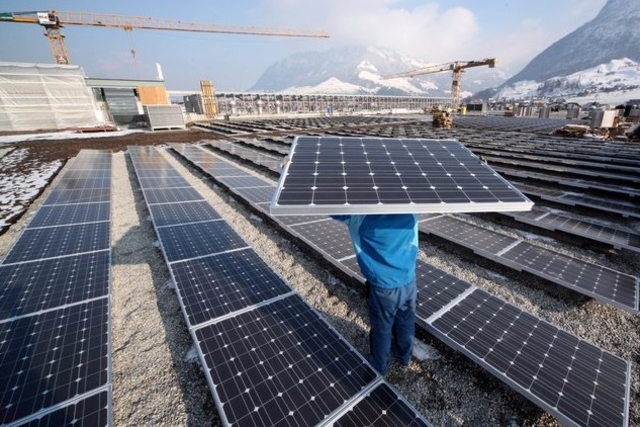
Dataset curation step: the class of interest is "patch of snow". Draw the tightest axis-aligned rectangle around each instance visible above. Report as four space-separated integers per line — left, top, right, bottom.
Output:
284 77 369 95
249 213 263 223
0 129 145 145
413 339 441 362
0 148 62 234
184 345 200 364
520 232 557 245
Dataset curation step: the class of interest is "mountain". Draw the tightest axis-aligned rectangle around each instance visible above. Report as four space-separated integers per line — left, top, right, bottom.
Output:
473 0 640 102
493 58 640 104
505 0 640 85
249 46 509 96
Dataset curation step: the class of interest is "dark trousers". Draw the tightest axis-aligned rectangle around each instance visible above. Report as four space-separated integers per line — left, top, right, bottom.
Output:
366 280 417 375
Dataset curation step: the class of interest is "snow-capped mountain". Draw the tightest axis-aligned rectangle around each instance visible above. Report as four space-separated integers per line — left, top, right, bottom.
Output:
505 0 640 85
249 46 509 96
494 58 640 104
476 0 640 103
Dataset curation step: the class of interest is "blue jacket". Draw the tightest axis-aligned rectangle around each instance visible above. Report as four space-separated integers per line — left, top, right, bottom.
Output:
332 214 419 288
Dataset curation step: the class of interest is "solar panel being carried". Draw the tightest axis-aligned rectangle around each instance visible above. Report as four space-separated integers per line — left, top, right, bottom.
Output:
270 136 533 216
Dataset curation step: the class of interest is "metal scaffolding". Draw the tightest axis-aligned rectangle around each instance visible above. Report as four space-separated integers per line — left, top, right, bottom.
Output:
214 92 453 116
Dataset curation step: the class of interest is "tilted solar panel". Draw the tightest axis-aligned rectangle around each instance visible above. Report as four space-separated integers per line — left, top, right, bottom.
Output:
170 248 293 327
270 136 533 216
0 299 110 425
0 251 110 319
194 294 378 427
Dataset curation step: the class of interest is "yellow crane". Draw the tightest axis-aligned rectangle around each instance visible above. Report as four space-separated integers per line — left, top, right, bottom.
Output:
381 58 498 111
0 10 329 65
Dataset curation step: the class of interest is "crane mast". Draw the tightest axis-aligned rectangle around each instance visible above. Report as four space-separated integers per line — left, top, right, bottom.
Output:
0 10 329 65
382 58 498 110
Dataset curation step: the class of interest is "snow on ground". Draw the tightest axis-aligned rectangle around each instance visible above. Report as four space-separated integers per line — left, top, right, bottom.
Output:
0 148 62 234
0 129 144 145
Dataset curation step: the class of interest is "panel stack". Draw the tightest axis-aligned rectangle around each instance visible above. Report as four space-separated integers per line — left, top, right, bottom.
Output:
173 143 632 427
128 146 432 427
0 150 113 426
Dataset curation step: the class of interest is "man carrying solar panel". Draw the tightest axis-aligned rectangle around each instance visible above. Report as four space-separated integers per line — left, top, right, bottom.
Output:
331 213 419 375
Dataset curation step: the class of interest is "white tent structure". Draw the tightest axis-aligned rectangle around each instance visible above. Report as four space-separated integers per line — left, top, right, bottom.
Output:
0 62 104 132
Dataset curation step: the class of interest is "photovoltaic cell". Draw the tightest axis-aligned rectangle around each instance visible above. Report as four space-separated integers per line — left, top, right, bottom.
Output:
233 186 276 205
420 215 518 255
132 168 182 179
415 261 473 320
2 222 110 264
0 299 110 425
332 383 432 427
0 251 110 319
137 176 190 189
42 188 111 206
12 390 110 427
271 136 533 215
28 203 110 228
216 175 272 189
148 200 221 227
157 220 248 263
142 187 203 205
429 289 630 427
171 248 293 327
55 177 111 191
500 242 638 312
289 219 355 260
194 294 378 427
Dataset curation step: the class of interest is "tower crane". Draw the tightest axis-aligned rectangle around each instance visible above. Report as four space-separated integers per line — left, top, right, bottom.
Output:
381 58 498 111
0 10 329 65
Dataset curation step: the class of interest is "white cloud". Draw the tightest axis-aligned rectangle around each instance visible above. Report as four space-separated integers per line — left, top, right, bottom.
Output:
260 0 480 61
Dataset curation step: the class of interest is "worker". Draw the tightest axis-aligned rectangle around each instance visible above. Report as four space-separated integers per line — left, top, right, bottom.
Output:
331 214 419 375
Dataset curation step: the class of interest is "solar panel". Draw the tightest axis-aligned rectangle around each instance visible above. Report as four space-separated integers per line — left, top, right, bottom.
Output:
428 289 630 427
157 220 248 263
141 187 203 205
28 203 110 228
0 251 110 319
2 222 110 264
415 261 474 320
331 383 432 427
216 175 271 189
148 200 221 227
0 299 110 425
420 214 518 256
233 186 276 205
55 177 111 191
42 188 111 206
270 136 533 216
505 209 640 253
11 390 110 427
420 215 639 313
499 241 639 312
289 219 355 260
170 248 293 327
193 294 378 427
137 176 190 189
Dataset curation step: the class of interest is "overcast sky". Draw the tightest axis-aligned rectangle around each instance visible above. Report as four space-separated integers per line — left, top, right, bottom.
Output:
0 0 607 91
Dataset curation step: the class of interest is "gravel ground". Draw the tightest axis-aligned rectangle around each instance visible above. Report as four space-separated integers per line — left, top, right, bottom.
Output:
0 127 638 427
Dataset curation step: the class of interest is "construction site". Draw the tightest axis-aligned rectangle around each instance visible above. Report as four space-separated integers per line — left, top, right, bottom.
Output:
0 9 639 427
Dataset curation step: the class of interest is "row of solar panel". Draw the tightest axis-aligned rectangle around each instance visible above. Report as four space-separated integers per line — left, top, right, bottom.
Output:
513 181 640 220
505 208 640 253
419 214 639 313
206 140 640 257
173 143 631 427
128 146 432 427
491 166 640 201
0 150 112 426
